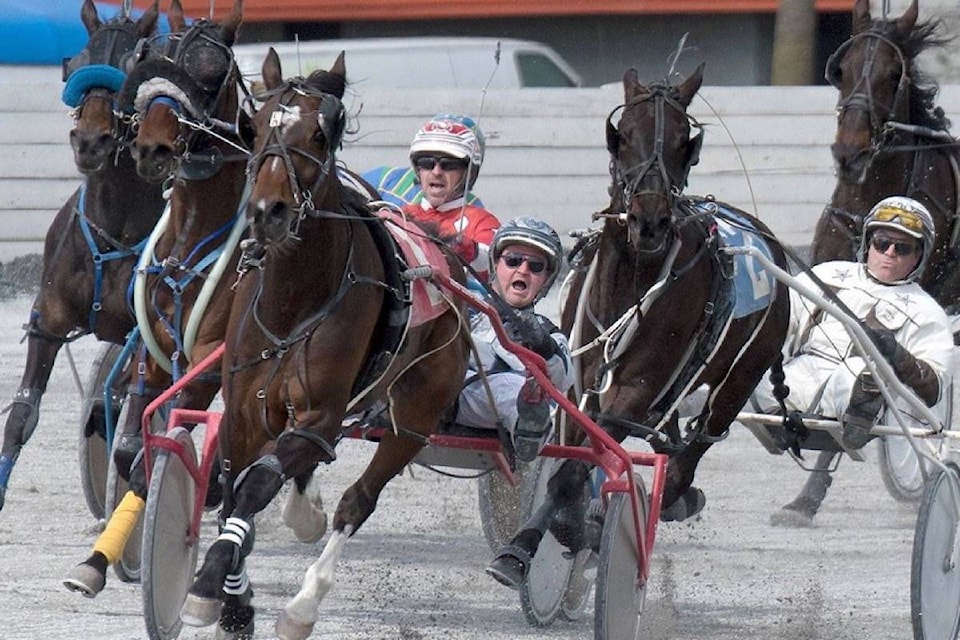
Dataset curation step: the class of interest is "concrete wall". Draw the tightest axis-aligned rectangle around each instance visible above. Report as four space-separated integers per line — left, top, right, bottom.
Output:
3 64 959 261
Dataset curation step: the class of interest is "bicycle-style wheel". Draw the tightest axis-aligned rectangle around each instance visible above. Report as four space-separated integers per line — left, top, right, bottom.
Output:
478 460 532 553
911 461 960 640
595 474 648 640
142 427 199 640
77 342 128 521
879 435 932 503
519 457 576 627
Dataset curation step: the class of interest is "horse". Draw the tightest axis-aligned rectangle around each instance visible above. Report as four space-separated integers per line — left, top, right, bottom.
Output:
63 0 252 600
486 64 791 587
0 0 163 512
178 48 470 640
777 0 960 527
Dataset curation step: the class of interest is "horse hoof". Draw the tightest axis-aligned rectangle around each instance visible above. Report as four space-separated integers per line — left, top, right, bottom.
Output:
770 505 816 529
290 509 328 544
216 617 254 640
62 564 106 598
180 593 222 627
275 610 315 640
485 544 532 590
660 487 706 522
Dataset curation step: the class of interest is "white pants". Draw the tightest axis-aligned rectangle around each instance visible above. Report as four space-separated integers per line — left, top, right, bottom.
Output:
751 355 865 418
455 371 523 436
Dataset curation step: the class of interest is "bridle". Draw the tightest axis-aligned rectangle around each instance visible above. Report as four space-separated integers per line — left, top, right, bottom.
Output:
826 30 911 157
605 85 703 217
247 80 346 240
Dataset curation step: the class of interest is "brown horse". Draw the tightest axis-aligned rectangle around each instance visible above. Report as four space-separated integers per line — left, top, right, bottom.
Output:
486 65 791 588
0 0 163 512
178 49 469 639
779 0 960 526
63 0 250 601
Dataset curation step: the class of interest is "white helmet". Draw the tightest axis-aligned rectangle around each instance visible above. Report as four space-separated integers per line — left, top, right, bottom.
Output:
859 195 935 284
409 114 485 187
490 217 563 302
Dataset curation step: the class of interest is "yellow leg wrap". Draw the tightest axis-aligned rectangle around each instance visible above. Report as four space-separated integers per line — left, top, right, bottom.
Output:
92 491 145 565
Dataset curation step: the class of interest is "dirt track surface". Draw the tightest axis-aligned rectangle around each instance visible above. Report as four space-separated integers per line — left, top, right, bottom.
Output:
0 292 925 639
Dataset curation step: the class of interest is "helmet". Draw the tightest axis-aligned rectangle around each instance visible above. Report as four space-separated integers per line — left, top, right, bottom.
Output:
859 196 935 284
490 217 564 301
409 114 485 187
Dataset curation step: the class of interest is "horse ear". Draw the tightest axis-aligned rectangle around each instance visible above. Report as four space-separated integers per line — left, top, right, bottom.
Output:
220 0 244 47
622 68 645 100
137 1 160 38
606 118 620 156
330 51 346 80
80 0 101 35
262 48 283 90
852 0 872 34
168 0 186 33
675 63 705 108
896 0 919 37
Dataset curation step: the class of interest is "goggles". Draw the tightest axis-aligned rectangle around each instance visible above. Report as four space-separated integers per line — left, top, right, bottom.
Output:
870 235 919 257
414 156 467 172
871 206 925 233
501 252 547 274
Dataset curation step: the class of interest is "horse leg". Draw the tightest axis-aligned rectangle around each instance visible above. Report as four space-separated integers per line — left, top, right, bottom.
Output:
0 333 63 511
486 459 591 589
282 466 327 543
770 450 838 528
276 422 431 639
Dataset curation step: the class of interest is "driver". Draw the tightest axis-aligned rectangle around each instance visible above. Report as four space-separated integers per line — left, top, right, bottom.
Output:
751 195 954 450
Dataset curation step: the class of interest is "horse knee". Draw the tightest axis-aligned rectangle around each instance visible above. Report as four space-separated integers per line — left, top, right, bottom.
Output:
232 454 285 518
547 459 590 505
3 387 42 452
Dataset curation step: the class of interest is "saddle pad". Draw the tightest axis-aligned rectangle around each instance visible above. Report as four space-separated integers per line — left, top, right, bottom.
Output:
714 212 777 319
376 208 451 327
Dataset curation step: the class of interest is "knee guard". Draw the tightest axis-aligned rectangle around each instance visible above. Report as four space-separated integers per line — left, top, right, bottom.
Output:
3 387 43 452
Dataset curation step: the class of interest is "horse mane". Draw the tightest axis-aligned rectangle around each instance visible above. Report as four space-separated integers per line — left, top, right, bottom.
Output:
872 16 953 131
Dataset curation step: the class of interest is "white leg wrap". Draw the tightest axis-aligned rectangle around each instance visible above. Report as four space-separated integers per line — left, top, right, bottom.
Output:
282 526 354 629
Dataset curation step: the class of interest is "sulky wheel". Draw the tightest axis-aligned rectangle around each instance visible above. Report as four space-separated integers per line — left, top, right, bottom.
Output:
519 456 577 627
104 399 142 583
879 435 932 503
142 426 200 640
911 461 960 640
77 342 129 521
478 459 533 553
595 473 648 640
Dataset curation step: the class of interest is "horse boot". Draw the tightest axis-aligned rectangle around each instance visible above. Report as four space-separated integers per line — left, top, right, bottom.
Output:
216 565 254 640
770 452 836 528
486 495 557 590
0 387 42 511
841 372 884 450
547 460 591 556
659 486 706 522
513 378 552 463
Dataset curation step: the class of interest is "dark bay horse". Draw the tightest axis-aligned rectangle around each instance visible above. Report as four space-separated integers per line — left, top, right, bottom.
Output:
487 65 791 587
63 0 252 600
0 0 163 511
179 49 469 639
779 0 960 526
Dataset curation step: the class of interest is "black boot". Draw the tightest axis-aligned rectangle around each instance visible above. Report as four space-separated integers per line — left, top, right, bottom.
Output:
841 372 884 450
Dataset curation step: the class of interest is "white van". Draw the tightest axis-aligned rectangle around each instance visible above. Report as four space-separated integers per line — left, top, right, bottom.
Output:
232 37 583 90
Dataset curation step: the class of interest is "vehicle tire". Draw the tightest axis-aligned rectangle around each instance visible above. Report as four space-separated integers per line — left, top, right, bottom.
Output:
77 342 128 521
911 461 960 640
519 457 577 627
594 473 648 640
142 427 199 640
478 460 532 553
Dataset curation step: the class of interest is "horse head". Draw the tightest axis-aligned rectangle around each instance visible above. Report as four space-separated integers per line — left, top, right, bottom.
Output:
119 0 243 183
605 64 703 253
246 48 347 247
63 0 159 174
826 0 918 183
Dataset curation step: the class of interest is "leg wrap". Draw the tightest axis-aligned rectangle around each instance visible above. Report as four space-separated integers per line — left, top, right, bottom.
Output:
231 454 285 517
2 387 43 454
217 517 253 572
93 491 145 565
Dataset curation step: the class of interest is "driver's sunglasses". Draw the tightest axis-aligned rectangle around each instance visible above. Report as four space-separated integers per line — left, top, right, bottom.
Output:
870 235 919 257
501 253 547 274
871 206 925 233
414 155 468 172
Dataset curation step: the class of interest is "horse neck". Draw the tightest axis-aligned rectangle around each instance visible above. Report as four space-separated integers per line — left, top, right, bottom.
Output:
594 221 675 321
82 149 165 243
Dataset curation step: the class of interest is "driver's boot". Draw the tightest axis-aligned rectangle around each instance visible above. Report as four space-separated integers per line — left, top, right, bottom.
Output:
513 378 552 463
841 372 884 450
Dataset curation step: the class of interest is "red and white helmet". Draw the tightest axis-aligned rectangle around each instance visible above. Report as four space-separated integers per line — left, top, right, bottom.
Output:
409 114 485 186
859 195 935 284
